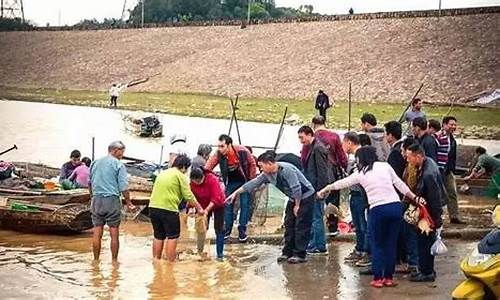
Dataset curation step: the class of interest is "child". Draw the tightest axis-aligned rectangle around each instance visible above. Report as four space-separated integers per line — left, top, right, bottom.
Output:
69 157 91 188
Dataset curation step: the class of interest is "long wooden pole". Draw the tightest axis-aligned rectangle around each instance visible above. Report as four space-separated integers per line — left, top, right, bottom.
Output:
274 106 288 152
91 137 95 161
348 82 352 131
398 83 424 124
229 97 242 145
228 94 239 135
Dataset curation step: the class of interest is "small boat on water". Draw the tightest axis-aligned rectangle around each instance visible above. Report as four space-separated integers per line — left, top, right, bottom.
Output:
123 114 163 137
0 198 92 234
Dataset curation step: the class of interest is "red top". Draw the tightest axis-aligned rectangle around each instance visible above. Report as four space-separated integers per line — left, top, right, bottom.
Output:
314 129 348 169
190 170 225 209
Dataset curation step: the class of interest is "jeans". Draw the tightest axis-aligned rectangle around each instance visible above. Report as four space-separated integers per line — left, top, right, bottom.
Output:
368 202 403 280
224 181 250 235
308 199 326 251
350 193 368 253
417 231 437 276
283 196 314 259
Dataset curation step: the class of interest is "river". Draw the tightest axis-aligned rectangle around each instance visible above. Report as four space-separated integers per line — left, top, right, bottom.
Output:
0 223 475 299
0 100 491 299
1 100 498 168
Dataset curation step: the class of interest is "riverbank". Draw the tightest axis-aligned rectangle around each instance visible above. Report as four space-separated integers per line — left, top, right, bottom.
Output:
1 86 499 139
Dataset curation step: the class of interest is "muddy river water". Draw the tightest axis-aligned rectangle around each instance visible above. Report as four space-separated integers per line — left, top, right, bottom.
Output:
0 222 475 300
0 100 492 299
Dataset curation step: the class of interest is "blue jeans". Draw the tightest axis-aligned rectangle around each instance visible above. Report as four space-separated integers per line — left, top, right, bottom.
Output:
350 193 368 253
368 202 403 280
308 199 326 251
224 181 250 235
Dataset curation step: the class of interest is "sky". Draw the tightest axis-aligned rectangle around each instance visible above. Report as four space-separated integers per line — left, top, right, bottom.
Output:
16 0 500 26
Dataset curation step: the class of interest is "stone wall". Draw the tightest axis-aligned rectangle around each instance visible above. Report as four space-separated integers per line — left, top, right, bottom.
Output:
0 9 498 102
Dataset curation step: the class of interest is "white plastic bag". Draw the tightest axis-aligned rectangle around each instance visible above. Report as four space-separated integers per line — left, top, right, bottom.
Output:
431 227 448 256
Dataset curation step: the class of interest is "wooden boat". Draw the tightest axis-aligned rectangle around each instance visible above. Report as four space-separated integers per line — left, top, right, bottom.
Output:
11 161 152 193
12 161 59 178
0 198 92 234
0 188 90 205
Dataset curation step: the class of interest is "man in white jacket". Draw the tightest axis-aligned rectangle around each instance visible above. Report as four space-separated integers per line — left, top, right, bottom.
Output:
109 83 127 107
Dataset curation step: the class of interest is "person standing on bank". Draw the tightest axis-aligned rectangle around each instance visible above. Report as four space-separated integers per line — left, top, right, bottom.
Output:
315 90 332 121
205 134 257 242
311 115 348 235
318 146 423 288
149 155 204 262
89 141 135 262
109 83 126 107
226 151 315 264
412 117 438 163
341 132 371 267
442 116 465 224
404 98 426 133
405 144 444 282
298 125 333 255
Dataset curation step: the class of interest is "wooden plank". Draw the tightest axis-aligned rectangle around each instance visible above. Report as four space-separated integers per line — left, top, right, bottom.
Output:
0 188 43 195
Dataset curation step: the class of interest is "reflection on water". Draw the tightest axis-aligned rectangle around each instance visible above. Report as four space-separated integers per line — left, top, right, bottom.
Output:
0 221 474 299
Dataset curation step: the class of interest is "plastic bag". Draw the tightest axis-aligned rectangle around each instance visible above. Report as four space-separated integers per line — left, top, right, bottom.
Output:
430 227 448 256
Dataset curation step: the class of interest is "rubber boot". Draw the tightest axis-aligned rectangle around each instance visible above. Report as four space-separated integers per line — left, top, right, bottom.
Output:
216 233 225 259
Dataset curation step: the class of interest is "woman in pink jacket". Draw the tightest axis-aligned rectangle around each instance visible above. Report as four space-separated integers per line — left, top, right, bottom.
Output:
190 167 225 261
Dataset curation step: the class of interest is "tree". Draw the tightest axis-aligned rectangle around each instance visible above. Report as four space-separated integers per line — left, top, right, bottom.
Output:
249 2 270 19
299 4 314 15
127 0 308 24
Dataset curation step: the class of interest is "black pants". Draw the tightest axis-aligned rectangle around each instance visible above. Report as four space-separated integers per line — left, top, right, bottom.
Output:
417 231 436 275
110 96 117 107
283 196 314 259
318 108 327 121
207 206 225 234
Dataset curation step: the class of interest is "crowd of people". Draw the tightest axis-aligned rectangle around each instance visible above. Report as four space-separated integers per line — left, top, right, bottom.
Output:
80 98 497 289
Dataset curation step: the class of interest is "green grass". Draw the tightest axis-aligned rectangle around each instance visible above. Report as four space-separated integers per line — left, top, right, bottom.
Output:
0 86 499 137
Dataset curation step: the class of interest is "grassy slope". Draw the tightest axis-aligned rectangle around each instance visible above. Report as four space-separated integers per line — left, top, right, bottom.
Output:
0 86 498 135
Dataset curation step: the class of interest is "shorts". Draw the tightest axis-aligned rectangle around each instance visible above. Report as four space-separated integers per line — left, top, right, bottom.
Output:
91 195 122 227
149 207 180 240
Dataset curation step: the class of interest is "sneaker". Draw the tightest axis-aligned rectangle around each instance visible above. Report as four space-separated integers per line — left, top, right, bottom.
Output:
287 256 307 264
408 265 419 276
355 256 372 267
224 232 231 240
277 255 290 263
383 278 398 287
450 218 466 225
216 257 224 262
409 272 436 282
370 279 384 288
238 231 248 243
307 249 328 256
344 250 363 262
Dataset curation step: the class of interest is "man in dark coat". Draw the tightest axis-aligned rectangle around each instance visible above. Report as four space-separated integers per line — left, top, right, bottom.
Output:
315 90 331 121
298 125 333 255
406 144 444 282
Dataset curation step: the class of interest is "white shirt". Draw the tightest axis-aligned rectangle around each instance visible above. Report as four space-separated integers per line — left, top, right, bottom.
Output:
332 161 410 209
109 84 126 97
